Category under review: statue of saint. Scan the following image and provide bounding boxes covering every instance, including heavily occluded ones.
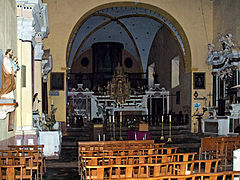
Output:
[0,49,16,99]
[33,93,40,112]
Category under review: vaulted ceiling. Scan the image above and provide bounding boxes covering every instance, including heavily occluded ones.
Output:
[67,6,185,72]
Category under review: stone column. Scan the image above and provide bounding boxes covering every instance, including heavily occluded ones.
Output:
[15,41,36,145]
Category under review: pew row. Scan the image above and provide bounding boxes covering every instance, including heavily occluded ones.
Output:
[79,152,197,176]
[199,136,240,170]
[0,156,36,179]
[8,145,46,178]
[79,147,178,157]
[79,147,178,174]
[115,171,240,180]
[1,149,43,180]
[78,141,164,151]
[82,159,220,179]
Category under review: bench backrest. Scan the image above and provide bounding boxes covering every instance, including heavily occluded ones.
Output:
[200,136,240,159]
[113,171,240,180]
[79,147,178,157]
[78,140,155,146]
[83,159,220,179]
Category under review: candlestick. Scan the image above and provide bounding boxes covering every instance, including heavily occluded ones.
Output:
[160,115,164,140]
[120,112,123,140]
[167,115,172,142]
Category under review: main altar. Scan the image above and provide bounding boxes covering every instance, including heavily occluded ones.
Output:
[67,63,170,140]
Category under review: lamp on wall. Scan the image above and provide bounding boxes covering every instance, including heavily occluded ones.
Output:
[194,91,198,98]
[194,91,207,100]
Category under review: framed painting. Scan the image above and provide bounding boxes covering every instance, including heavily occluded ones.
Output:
[50,72,64,90]
[193,72,205,89]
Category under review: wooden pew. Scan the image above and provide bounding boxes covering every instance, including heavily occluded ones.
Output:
[82,159,220,179]
[78,140,155,146]
[78,140,163,151]
[199,136,240,159]
[78,147,178,174]
[2,148,43,180]
[79,147,178,157]
[0,156,35,179]
[81,152,197,165]
[0,150,18,157]
[8,145,46,177]
[16,150,41,180]
[199,136,240,170]
[118,171,240,180]
[0,164,24,180]
[80,152,197,177]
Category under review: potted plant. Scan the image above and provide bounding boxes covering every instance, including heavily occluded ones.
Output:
[38,103,62,158]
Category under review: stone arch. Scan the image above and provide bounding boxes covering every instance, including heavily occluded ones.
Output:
[66,1,192,73]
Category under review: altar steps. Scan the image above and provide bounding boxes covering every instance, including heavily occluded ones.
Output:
[104,125,202,153]
[61,123,204,158]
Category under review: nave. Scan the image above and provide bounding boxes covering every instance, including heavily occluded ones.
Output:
[41,126,238,180]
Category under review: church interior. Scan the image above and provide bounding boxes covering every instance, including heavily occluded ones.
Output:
[1,0,240,179]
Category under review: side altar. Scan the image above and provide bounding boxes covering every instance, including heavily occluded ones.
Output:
[202,34,240,136]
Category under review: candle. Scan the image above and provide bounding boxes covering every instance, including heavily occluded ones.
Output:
[113,116,115,123]
[120,112,122,123]
[169,115,171,122]
[162,115,164,122]
[51,99,54,105]
[98,133,101,141]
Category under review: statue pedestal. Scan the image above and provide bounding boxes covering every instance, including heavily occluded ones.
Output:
[38,131,62,159]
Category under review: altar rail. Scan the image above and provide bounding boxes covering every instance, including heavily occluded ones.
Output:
[106,114,189,128]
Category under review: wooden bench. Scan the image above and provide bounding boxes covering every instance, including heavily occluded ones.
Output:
[79,147,178,157]
[199,136,240,170]
[78,140,163,151]
[16,150,42,180]
[0,164,24,180]
[79,147,178,173]
[116,171,240,180]
[199,136,240,159]
[8,145,46,177]
[79,152,197,176]
[2,148,43,180]
[78,140,155,146]
[82,159,220,179]
[0,156,35,179]
[0,150,18,157]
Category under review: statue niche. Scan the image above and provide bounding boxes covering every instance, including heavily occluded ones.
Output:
[107,63,130,104]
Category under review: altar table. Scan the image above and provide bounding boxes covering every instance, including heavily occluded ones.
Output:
[128,130,150,140]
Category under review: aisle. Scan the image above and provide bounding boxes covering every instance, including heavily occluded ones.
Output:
[43,161,79,180]
[43,126,90,180]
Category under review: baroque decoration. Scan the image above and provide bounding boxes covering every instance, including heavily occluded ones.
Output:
[207,34,240,88]
[107,63,131,104]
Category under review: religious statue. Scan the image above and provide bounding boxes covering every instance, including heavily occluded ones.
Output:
[0,49,17,99]
[12,56,20,73]
[33,93,40,112]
